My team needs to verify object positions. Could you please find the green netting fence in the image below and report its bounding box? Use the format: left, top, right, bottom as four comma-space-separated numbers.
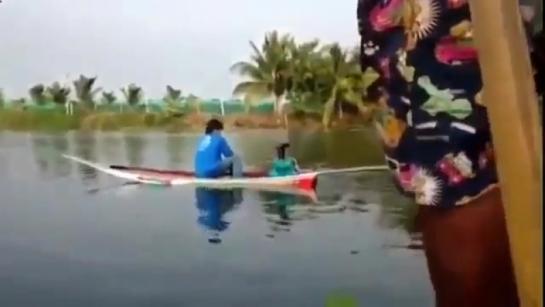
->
0, 99, 275, 115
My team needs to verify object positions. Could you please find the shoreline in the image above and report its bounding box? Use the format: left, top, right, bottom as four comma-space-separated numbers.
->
0, 109, 373, 133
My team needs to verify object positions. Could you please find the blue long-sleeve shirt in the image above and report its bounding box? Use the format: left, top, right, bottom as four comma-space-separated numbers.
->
194, 132, 234, 178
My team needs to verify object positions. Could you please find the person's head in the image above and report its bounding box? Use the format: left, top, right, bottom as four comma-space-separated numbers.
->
205, 118, 224, 135
276, 143, 290, 159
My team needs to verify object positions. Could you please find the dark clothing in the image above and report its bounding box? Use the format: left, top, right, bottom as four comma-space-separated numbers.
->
358, 0, 501, 208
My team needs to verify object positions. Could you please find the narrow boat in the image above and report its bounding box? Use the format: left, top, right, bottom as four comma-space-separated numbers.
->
62, 154, 319, 190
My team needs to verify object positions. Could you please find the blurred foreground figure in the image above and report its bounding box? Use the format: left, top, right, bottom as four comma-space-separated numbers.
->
356, 0, 541, 305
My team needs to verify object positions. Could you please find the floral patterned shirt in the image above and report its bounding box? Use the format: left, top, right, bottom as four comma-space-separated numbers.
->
357, 0, 499, 208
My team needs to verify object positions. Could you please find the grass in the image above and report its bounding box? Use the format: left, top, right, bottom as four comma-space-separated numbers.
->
0, 108, 81, 131
0, 108, 188, 132
0, 106, 372, 133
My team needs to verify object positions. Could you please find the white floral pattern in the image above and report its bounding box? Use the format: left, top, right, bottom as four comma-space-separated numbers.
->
412, 168, 442, 206
414, 0, 441, 40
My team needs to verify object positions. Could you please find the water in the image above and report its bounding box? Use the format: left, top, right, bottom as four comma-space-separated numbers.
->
0, 130, 433, 307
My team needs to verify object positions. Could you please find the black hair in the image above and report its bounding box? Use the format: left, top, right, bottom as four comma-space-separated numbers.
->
276, 143, 290, 159
205, 118, 224, 134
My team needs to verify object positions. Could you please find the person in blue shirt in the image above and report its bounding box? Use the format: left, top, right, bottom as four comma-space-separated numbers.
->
194, 119, 243, 178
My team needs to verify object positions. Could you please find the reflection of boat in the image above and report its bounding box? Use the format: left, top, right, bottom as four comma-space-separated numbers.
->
260, 190, 370, 237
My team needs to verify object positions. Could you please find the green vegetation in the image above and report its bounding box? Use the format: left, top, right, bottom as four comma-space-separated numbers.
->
0, 89, 5, 107
29, 84, 48, 106
121, 83, 144, 108
1, 31, 377, 132
164, 85, 184, 116
47, 82, 71, 107
0, 107, 193, 132
231, 31, 377, 129
101, 91, 117, 105
74, 75, 101, 109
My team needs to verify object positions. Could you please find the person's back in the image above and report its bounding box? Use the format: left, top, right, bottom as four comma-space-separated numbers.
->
194, 119, 238, 178
194, 133, 232, 177
269, 158, 298, 177
268, 143, 299, 177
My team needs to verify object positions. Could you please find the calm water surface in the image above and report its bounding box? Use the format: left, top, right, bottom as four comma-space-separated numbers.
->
0, 130, 433, 307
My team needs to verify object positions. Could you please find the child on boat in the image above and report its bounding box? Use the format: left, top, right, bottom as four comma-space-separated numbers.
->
268, 143, 300, 177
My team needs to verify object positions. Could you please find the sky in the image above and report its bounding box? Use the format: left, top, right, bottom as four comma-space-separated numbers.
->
0, 0, 360, 100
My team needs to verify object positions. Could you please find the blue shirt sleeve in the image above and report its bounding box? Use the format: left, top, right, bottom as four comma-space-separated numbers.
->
219, 136, 234, 158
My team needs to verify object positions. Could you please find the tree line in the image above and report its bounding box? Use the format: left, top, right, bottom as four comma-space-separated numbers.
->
1, 30, 377, 127
230, 31, 377, 127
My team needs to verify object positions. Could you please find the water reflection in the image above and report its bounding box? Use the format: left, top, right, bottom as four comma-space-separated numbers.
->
73, 133, 98, 183
50, 134, 71, 177
99, 133, 122, 162
31, 135, 50, 176
289, 130, 384, 168
289, 131, 326, 167
30, 134, 72, 179
354, 172, 423, 250
259, 191, 372, 237
166, 135, 186, 169
260, 192, 307, 233
123, 134, 146, 166
195, 187, 243, 244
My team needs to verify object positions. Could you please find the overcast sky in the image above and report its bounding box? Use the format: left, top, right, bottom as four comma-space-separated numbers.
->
0, 0, 359, 100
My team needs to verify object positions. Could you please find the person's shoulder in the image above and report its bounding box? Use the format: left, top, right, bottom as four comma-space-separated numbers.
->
214, 133, 228, 142
207, 131, 220, 138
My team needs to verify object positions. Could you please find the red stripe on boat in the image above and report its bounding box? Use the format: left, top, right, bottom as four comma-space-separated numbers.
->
110, 165, 268, 178
295, 174, 318, 190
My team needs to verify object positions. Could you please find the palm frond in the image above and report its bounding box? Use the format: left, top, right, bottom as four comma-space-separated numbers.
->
229, 61, 267, 80
232, 81, 271, 99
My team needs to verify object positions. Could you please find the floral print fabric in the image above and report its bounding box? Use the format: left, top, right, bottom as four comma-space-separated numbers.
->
357, 0, 499, 208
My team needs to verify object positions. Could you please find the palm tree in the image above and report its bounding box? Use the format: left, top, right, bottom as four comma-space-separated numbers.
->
288, 40, 320, 89
101, 91, 117, 112
29, 84, 48, 106
242, 95, 253, 114
0, 89, 5, 108
47, 82, 71, 109
11, 97, 27, 111
230, 31, 294, 116
101, 91, 117, 105
286, 39, 330, 113
164, 85, 183, 115
73, 75, 101, 109
121, 84, 143, 109
319, 43, 369, 129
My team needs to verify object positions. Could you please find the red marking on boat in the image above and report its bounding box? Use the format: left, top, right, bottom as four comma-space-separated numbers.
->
295, 174, 318, 191
110, 165, 268, 178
